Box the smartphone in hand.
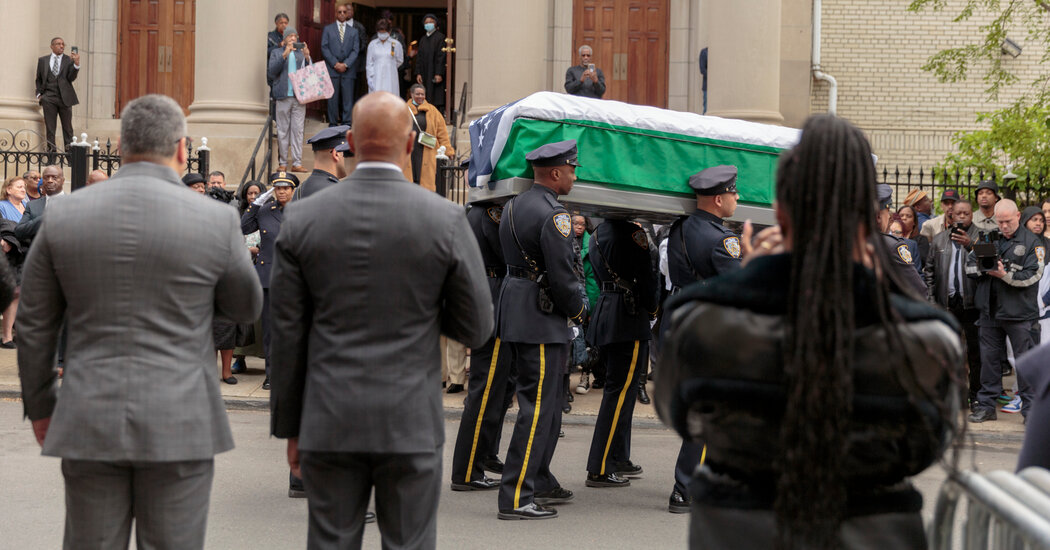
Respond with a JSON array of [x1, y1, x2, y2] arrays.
[[71, 46, 79, 54]]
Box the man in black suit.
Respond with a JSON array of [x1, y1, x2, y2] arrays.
[[35, 37, 81, 153], [269, 91, 492, 548]]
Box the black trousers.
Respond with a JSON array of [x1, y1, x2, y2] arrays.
[[41, 95, 74, 152], [498, 342, 566, 511], [587, 340, 647, 474], [978, 318, 1037, 415], [674, 441, 704, 496], [947, 299, 981, 402], [451, 336, 512, 484], [300, 447, 441, 550]]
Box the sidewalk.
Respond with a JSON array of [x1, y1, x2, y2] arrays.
[[0, 348, 1026, 437]]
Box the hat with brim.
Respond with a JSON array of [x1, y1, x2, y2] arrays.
[[976, 179, 1000, 198], [689, 165, 738, 196], [903, 189, 928, 207], [526, 139, 581, 168], [269, 171, 299, 188], [182, 173, 205, 187]]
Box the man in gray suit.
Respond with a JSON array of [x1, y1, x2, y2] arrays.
[[269, 91, 493, 549], [18, 94, 263, 550]]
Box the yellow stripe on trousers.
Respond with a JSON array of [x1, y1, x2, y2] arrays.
[[513, 343, 545, 509], [599, 341, 640, 475], [465, 338, 501, 483]]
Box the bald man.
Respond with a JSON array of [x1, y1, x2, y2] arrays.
[[269, 91, 492, 549], [966, 198, 1045, 423], [86, 170, 108, 186]]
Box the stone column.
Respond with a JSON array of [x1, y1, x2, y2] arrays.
[[467, 1, 550, 118], [0, 0, 43, 125], [187, 0, 269, 124], [705, 0, 784, 124]]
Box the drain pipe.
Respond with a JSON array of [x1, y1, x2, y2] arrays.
[[812, 0, 838, 115]]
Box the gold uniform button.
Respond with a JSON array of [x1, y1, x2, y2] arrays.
[[259, 260, 264, 264], [262, 230, 267, 234]]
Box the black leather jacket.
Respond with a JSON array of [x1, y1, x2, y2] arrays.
[[655, 254, 963, 507]]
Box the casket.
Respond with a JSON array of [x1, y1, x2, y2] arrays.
[[466, 92, 801, 225]]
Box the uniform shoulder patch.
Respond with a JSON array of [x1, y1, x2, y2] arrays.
[[553, 213, 572, 237], [487, 206, 503, 224], [1037, 246, 1046, 265], [723, 236, 741, 258], [897, 244, 913, 264], [632, 229, 648, 249]]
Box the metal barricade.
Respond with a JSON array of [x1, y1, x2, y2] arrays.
[[930, 468, 1050, 549]]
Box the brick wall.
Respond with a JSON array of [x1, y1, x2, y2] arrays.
[[811, 0, 1047, 169]]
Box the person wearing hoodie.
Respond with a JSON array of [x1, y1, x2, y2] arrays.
[[1021, 206, 1050, 343]]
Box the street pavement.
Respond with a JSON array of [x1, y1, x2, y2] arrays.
[[0, 348, 1028, 549]]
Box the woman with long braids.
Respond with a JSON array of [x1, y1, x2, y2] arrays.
[[655, 114, 964, 549]]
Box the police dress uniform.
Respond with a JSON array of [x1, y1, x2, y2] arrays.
[[239, 171, 299, 386], [495, 141, 586, 519], [295, 126, 349, 200], [664, 165, 743, 511], [584, 220, 659, 485], [450, 201, 515, 490], [875, 185, 928, 297]]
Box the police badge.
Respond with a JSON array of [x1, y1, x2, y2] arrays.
[[632, 230, 648, 249], [723, 236, 741, 258], [553, 213, 572, 237], [487, 206, 503, 224], [897, 244, 913, 264], [1014, 244, 1027, 258]]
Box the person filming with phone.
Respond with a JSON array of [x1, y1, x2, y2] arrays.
[[267, 29, 311, 173], [565, 45, 606, 99], [35, 37, 81, 153]]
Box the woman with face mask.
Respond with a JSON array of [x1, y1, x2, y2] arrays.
[[400, 83, 455, 192], [366, 19, 403, 95]]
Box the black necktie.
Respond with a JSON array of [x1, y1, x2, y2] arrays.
[[953, 244, 963, 298]]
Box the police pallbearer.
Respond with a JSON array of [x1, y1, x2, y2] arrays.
[[584, 219, 659, 488], [875, 184, 928, 296], [496, 140, 587, 520], [450, 200, 514, 490], [664, 165, 752, 513], [295, 126, 350, 200]]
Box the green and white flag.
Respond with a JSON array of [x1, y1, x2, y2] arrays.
[[468, 92, 800, 207]]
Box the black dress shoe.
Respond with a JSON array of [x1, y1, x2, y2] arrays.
[[612, 461, 643, 477], [586, 472, 631, 488], [566, 391, 574, 403], [534, 486, 574, 505], [668, 490, 690, 513], [451, 476, 500, 491], [447, 383, 464, 394], [288, 487, 306, 498], [0, 340, 15, 349], [482, 455, 504, 474], [365, 511, 376, 524], [637, 383, 650, 404], [262, 378, 271, 390], [562, 401, 572, 414], [968, 408, 997, 423], [498, 503, 558, 520], [592, 379, 605, 390]]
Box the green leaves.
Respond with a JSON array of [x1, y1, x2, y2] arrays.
[[937, 103, 1050, 187]]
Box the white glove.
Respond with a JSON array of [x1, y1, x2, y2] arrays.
[[253, 188, 275, 206]]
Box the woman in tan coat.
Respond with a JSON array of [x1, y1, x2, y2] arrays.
[[401, 83, 454, 191]]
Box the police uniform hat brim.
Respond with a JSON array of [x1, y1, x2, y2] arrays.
[[269, 171, 300, 188], [308, 125, 350, 152], [335, 142, 350, 153], [689, 165, 738, 196], [876, 184, 893, 210], [182, 173, 205, 187], [525, 139, 581, 168]]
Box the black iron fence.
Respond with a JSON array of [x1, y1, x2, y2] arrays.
[[878, 166, 1049, 207], [0, 129, 210, 191], [437, 157, 468, 204]]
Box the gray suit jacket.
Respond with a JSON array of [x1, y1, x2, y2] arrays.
[[269, 165, 493, 454], [17, 162, 263, 461]]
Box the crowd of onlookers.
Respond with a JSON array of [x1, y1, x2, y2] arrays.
[[888, 182, 1050, 423]]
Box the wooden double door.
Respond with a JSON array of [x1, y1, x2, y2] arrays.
[[117, 0, 196, 115], [572, 0, 669, 108]]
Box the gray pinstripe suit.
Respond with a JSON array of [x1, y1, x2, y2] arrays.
[[17, 161, 263, 549]]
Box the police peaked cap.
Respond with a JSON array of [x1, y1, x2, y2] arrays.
[[308, 125, 350, 152], [525, 140, 581, 168], [182, 173, 205, 187], [269, 171, 300, 188], [689, 165, 738, 196]]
